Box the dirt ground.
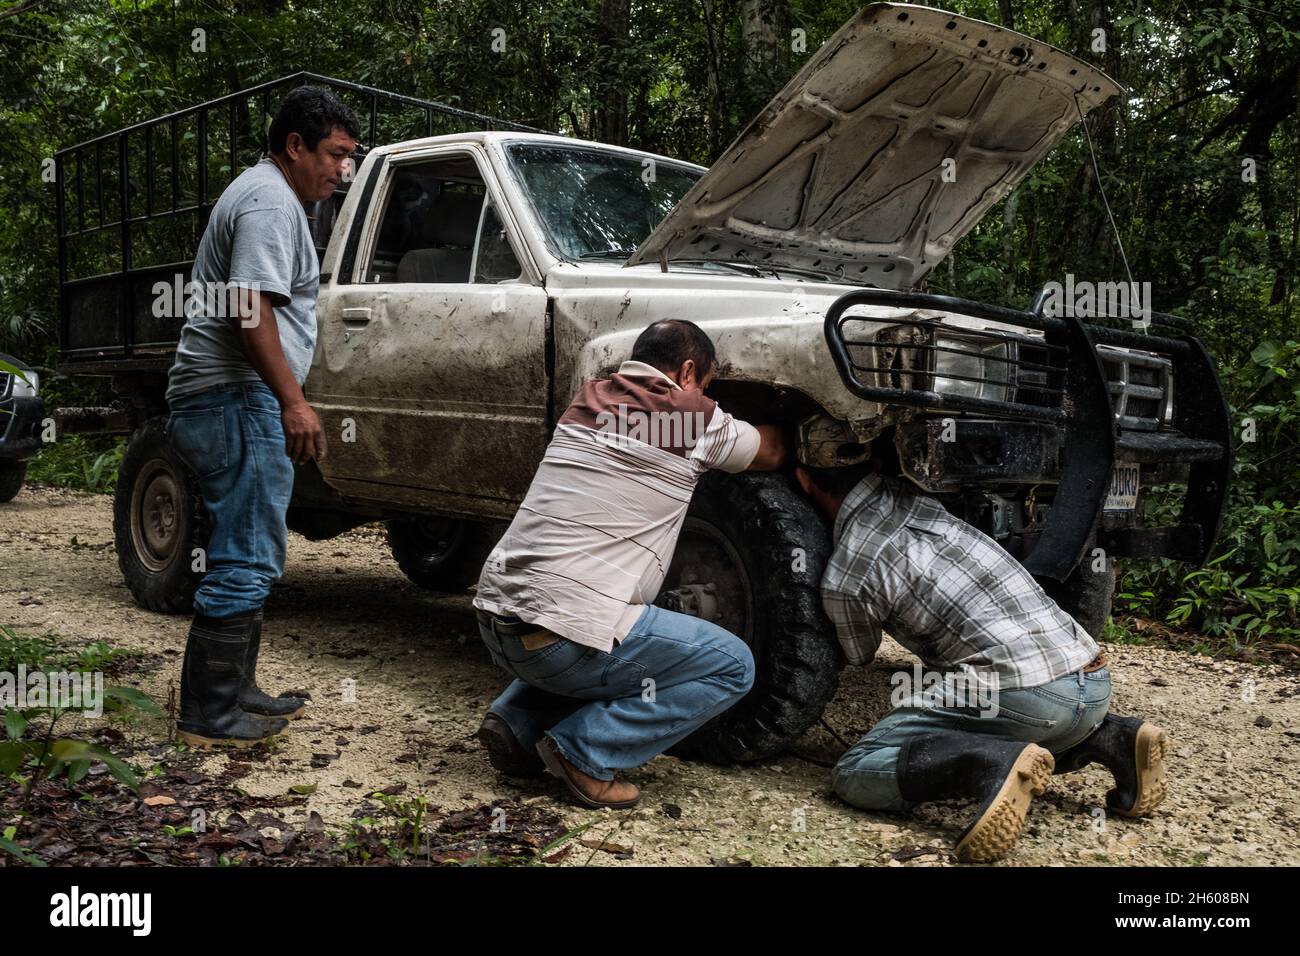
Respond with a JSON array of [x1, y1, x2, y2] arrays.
[[3, 483, 1299, 867]]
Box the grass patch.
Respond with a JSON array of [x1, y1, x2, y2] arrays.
[[25, 434, 124, 493]]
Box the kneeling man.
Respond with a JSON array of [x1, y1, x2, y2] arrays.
[[796, 452, 1168, 862], [473, 319, 787, 808]]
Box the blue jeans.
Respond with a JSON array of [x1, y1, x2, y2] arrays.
[[478, 604, 755, 781], [164, 381, 295, 618], [832, 667, 1112, 812]]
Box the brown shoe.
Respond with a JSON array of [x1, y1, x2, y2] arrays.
[[535, 737, 640, 809]]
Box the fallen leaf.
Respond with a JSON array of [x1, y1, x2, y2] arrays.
[[580, 838, 633, 857]]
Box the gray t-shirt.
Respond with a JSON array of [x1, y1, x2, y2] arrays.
[[165, 157, 319, 403]]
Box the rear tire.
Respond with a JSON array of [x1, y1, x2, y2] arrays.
[[113, 416, 209, 613], [0, 461, 26, 502], [387, 516, 505, 592], [663, 472, 843, 764], [1039, 562, 1116, 640]]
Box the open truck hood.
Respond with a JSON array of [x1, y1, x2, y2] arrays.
[[626, 3, 1120, 289]]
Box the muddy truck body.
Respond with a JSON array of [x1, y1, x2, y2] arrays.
[[52, 5, 1231, 761]]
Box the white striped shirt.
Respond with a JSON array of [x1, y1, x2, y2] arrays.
[[473, 361, 760, 651]]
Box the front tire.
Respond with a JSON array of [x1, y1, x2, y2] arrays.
[[662, 472, 843, 764], [113, 416, 209, 613], [0, 461, 26, 502]]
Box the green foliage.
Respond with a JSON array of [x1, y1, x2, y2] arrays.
[[26, 435, 124, 492], [0, 623, 161, 863], [1118, 339, 1300, 648], [0, 623, 58, 673]]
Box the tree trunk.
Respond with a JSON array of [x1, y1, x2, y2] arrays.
[[592, 0, 631, 146]]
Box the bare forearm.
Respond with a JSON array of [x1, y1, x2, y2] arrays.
[[747, 424, 791, 471], [237, 296, 306, 409], [233, 292, 326, 463]]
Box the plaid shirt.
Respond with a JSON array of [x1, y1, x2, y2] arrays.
[[822, 474, 1099, 689]]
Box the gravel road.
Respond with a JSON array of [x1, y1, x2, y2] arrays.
[[4, 484, 1298, 866]]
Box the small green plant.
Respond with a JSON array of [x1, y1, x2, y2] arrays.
[[0, 625, 163, 863], [369, 791, 430, 859], [70, 640, 131, 672], [0, 624, 58, 673]]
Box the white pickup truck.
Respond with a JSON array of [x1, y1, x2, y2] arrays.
[[54, 4, 1231, 761]]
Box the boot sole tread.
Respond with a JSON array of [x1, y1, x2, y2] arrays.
[[176, 727, 285, 750], [1111, 723, 1169, 818], [956, 745, 1054, 863]]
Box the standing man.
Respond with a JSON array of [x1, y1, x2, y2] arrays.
[[473, 320, 788, 808], [795, 452, 1169, 862], [165, 87, 359, 748]]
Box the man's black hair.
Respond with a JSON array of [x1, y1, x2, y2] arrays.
[[269, 86, 361, 154], [630, 319, 717, 378]]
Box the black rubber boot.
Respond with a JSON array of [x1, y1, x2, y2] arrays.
[[477, 712, 546, 778], [237, 609, 308, 719], [897, 731, 1055, 863], [1053, 714, 1169, 817], [176, 611, 289, 749]]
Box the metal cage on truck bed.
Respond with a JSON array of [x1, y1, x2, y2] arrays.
[[55, 72, 547, 373]]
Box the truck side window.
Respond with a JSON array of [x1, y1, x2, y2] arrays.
[[365, 156, 486, 284], [474, 202, 523, 284]]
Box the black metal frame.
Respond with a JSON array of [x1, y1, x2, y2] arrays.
[[55, 72, 548, 369], [823, 288, 1233, 579]]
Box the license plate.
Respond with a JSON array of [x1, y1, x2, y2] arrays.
[[1104, 463, 1140, 511]]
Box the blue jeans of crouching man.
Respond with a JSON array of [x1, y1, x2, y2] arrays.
[[478, 604, 756, 781], [165, 381, 295, 618], [832, 667, 1112, 812]]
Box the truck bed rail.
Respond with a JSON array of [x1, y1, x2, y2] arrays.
[[55, 72, 548, 370]]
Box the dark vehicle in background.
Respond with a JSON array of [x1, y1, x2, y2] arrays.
[[0, 353, 44, 503]]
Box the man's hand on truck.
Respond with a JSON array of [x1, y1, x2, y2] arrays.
[[235, 286, 327, 464]]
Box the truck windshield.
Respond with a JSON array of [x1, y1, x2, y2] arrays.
[[505, 143, 702, 261]]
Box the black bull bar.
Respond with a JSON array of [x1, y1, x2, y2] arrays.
[[823, 288, 1233, 582]]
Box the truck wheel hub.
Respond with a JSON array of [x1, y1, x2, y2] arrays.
[[132, 460, 180, 571], [658, 517, 752, 642]]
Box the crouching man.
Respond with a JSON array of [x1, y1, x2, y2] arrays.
[[473, 319, 787, 808], [795, 451, 1169, 862]]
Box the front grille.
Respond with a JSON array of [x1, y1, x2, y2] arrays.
[[1097, 346, 1171, 430]]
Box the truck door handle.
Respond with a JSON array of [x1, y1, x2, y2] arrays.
[[341, 307, 372, 329]]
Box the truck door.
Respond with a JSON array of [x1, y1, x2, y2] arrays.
[[310, 146, 549, 513]]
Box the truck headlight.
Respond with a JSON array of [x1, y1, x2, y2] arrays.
[[9, 370, 38, 397], [932, 336, 1011, 402]]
